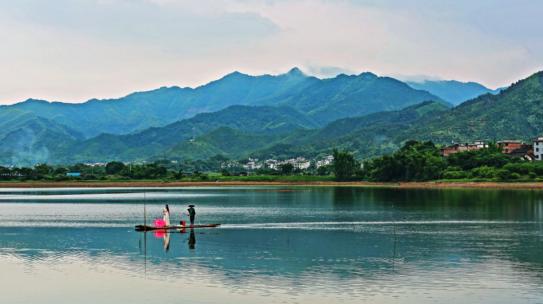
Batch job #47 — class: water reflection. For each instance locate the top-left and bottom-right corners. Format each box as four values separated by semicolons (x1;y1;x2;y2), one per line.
148;228;196;252
0;187;543;303
188;229;196;250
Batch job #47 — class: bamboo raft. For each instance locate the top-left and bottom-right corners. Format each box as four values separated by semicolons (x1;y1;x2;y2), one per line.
135;224;221;231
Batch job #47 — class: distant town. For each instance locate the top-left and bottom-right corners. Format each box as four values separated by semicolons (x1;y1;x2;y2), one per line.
222;155;334;172
441;136;543;161
2;136;543;182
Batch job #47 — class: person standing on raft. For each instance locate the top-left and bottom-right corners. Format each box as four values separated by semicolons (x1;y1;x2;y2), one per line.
187;204;196;226
163;204;171;227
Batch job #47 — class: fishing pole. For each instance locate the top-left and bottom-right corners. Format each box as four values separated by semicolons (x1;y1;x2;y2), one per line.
143;191;147;226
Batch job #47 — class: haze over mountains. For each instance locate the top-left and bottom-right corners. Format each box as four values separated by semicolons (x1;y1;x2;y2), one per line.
1;67;537;166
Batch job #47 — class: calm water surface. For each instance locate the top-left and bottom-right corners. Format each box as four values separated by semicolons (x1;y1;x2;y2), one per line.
0;186;542;303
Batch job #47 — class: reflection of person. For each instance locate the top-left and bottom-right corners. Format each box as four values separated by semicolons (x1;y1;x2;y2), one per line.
163;204;170;226
188;229;196;250
163;232;171;252
187;204;196;226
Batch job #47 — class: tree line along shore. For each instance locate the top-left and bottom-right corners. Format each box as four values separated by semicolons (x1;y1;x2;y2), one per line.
2;141;543;186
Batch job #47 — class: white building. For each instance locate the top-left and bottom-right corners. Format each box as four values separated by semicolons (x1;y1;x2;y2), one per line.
290;157;311;170
316;155;334;168
242;158;262;170
221;160;241;169
534;136;543;161
265;157;311;171
472;141;488;149
265;159;279;170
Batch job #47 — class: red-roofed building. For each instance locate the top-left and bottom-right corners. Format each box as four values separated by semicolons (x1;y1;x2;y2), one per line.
440;141;488;157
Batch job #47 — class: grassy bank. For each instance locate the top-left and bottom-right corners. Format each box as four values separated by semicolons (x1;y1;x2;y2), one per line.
1;179;542;190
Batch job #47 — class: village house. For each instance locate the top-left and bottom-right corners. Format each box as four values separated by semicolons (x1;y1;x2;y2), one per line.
316;155;334;168
498;140;534;160
265;159;279;170
507;144;535;161
264;157;311;171
497;140;525;154
242;158;262;170
221;160;242;169
440;141;488;157
534;136;543;161
290;157;311;170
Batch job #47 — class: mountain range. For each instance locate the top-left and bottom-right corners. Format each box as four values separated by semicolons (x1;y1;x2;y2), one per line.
0;68;440;139
1;68;538;166
406;80;502;105
255;71;543;159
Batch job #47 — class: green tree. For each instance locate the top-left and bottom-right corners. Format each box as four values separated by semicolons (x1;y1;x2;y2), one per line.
332;149;357;181
34;164;52;179
53;167;69;176
317;165;330;176
363;141;446;181
106;161;126;175
0;166;11;180
470;166;498;179
280;163;294;175
447;144;510;170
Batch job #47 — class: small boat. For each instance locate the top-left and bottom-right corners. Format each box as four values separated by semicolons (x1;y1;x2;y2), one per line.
135;224;221;231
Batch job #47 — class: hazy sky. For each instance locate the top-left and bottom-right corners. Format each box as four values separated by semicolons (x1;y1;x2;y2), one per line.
1;0;542;104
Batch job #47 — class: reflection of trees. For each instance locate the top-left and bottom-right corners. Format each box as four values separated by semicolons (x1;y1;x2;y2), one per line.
3;223;542;286
2;187;543;287
331;187;543;221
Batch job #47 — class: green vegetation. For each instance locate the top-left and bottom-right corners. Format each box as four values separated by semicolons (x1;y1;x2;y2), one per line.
256;100;450;160
47;105;318;164
332;149;357;181
1;71;542;168
2;68;439;138
360;141;543;182
361;141;446;181
0;68;441;166
404;71;543;144
2;140;543;183
0;159;334;183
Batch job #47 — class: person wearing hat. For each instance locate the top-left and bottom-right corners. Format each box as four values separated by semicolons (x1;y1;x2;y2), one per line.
187;204;196;226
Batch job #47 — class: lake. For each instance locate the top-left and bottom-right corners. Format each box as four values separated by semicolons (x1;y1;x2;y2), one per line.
0;186;542;303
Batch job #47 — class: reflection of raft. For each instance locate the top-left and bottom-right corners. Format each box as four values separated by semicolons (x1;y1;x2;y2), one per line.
135;224;220;231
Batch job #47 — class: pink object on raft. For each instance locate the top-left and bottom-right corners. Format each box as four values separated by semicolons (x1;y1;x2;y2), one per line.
154;219;166;227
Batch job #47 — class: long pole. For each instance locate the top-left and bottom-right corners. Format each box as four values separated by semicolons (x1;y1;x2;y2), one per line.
143;191;147;226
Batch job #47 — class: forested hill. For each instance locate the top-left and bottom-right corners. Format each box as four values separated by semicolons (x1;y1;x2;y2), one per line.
406;80;501;105
271;72;445;124
1;70;542;166
253;100;451;159
405;71;543;143
0;68;440;138
52;105;318;164
268;71;543;159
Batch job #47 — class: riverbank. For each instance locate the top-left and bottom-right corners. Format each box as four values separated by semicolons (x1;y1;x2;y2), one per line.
1;180;543;190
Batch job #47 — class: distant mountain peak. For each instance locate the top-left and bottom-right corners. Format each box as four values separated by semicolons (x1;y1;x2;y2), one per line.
221;70;250;80
23;98;49;104
358;72;378;79
286;67;305;77
406;78;500;105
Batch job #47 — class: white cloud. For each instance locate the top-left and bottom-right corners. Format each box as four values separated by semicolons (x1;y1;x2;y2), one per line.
0;0;542;103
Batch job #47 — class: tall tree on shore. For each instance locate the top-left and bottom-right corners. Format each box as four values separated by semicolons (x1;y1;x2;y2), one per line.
280;163;294;175
332;149;357;181
105;161;126;175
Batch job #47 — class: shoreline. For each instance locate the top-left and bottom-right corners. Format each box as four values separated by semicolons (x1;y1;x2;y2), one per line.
0;180;543;190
